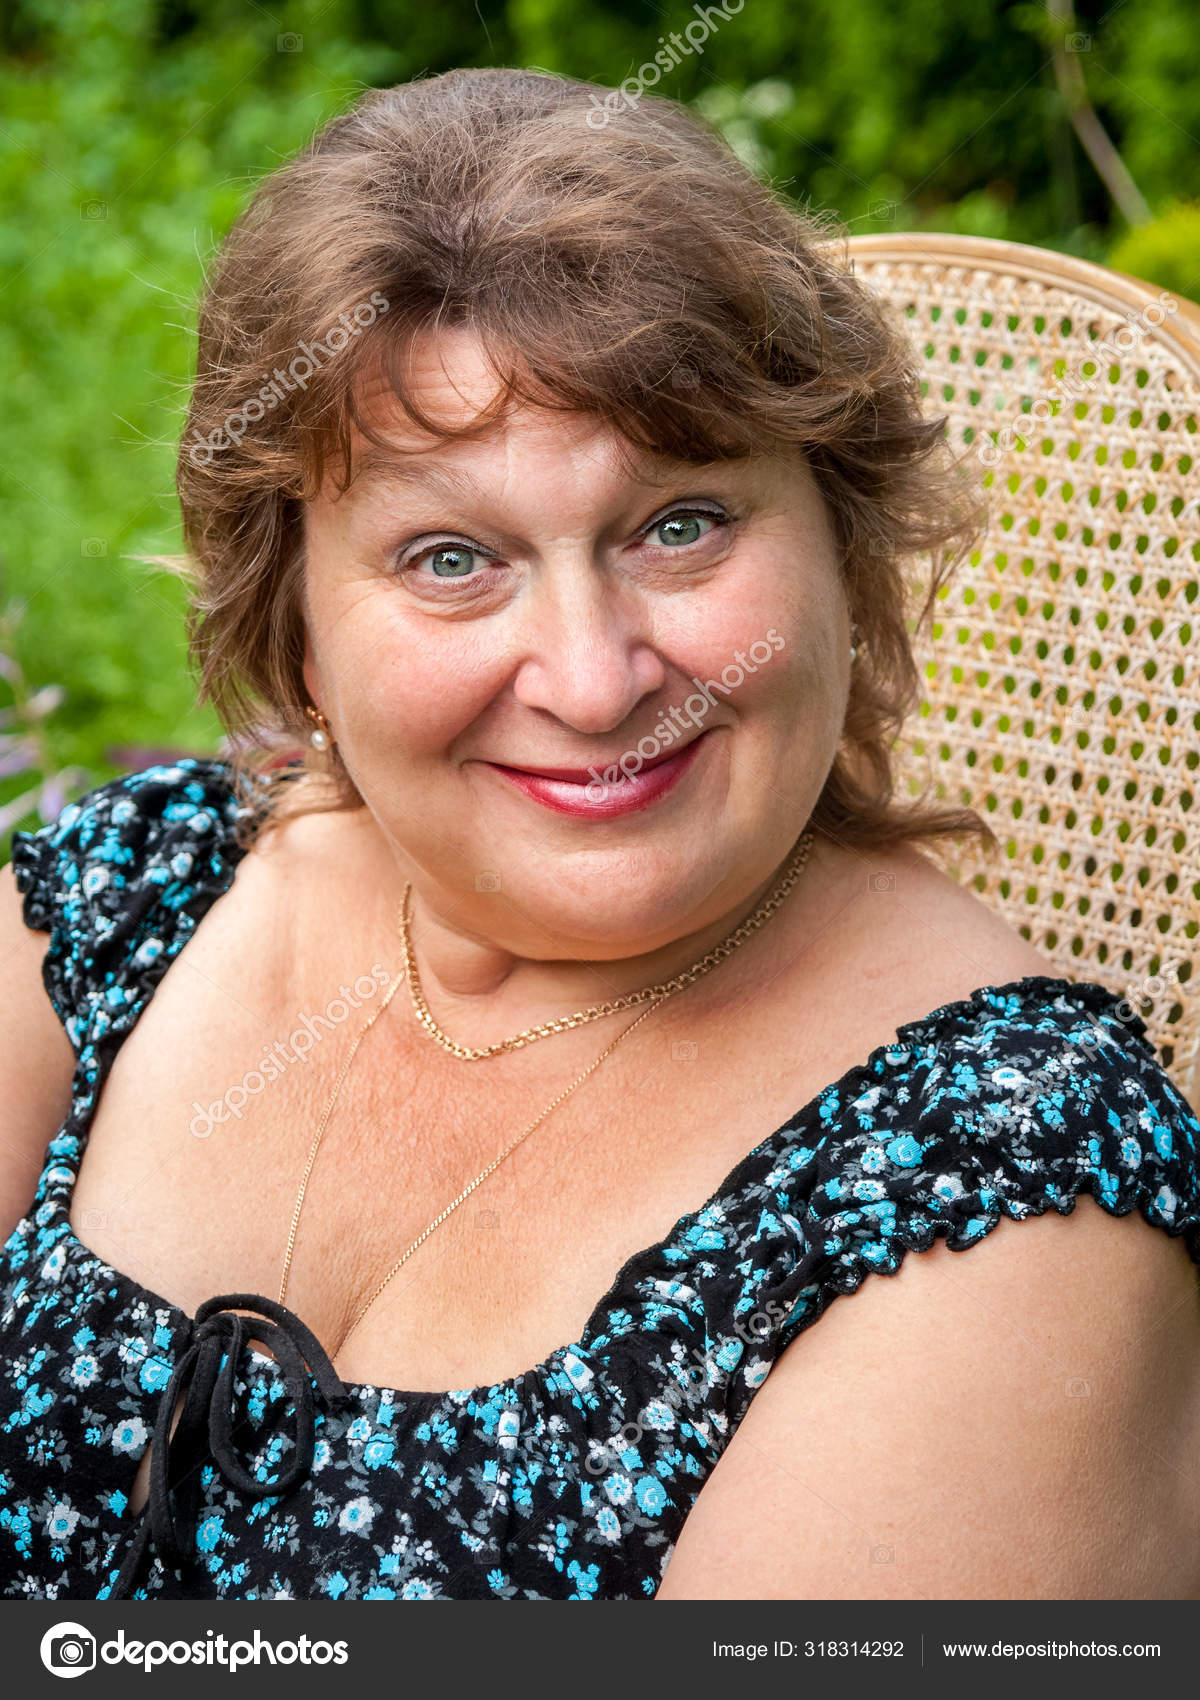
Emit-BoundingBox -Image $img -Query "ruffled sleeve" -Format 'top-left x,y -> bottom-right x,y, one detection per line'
8,759 -> 249,1060
576,978 -> 1200,1472
744,979 -> 1200,1394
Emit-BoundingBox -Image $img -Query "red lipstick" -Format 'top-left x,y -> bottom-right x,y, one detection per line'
483,732 -> 710,819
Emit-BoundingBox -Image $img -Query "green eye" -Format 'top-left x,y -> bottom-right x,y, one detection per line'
652,512 -> 717,547
427,545 -> 478,577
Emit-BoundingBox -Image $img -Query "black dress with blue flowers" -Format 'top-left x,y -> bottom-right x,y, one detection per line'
1,759 -> 1198,1602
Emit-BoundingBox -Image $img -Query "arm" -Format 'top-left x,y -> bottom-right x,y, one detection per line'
656,1195 -> 1200,1599
0,861 -> 75,1242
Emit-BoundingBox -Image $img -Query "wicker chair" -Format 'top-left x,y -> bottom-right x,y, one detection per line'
839,233 -> 1200,1112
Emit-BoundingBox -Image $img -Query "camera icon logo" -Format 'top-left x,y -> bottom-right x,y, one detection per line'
40,1623 -> 96,1677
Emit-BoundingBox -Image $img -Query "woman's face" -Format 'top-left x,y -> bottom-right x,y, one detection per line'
301,328 -> 852,959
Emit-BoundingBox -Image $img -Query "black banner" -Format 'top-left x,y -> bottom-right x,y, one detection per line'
6,1599 -> 1194,1696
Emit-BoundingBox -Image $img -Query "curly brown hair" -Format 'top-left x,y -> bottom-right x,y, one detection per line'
167,64 -> 993,857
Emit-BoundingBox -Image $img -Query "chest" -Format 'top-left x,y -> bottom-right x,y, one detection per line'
68,914 -> 873,1397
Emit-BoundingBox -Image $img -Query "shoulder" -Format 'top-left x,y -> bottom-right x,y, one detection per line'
6,759 -> 248,1044
0,861 -> 75,1234
779,964 -> 1200,1301
654,843 -> 1200,1596
194,772 -> 381,934
833,833 -> 1058,998
657,1192 -> 1200,1598
790,835 -> 1198,1151
776,833 -> 1057,1088
657,829 -> 1200,1352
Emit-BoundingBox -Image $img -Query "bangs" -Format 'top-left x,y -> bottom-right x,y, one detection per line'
295,287 -> 851,511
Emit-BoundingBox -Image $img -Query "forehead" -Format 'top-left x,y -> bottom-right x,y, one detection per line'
332,331 -> 702,507
324,324 -> 818,518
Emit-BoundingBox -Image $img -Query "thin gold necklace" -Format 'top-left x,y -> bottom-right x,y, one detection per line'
278,828 -> 816,1356
277,982 -> 665,1354
399,826 -> 817,1060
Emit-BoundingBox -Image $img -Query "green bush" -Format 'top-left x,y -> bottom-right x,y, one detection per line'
1107,202 -> 1200,302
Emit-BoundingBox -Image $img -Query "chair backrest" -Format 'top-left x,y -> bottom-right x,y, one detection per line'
840,233 -> 1200,1111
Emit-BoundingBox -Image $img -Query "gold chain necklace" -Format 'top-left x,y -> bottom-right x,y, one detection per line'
399,826 -> 817,1060
277,827 -> 816,1357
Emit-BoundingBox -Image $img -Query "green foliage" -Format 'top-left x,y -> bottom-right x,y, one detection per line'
0,0 -> 408,816
1,0 -> 1197,821
1108,203 -> 1200,301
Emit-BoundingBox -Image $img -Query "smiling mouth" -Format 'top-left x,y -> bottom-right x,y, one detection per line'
490,735 -> 703,783
479,730 -> 713,819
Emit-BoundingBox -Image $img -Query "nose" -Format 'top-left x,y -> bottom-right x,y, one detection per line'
509,561 -> 666,734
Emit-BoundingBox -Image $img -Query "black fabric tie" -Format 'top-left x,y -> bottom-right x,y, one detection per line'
106,1293 -> 349,1601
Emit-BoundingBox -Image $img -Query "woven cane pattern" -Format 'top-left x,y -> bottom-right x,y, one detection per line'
842,235 -> 1200,1109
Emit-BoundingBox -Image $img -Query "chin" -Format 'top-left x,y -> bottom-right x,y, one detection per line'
480,854 -> 732,956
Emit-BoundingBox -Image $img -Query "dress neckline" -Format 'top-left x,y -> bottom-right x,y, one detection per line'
30,760 -> 1143,1409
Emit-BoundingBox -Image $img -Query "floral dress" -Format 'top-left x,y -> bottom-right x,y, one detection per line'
1,759 -> 1198,1602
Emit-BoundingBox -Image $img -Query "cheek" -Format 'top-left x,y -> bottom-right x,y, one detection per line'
320,595 -> 507,757
668,557 -> 840,712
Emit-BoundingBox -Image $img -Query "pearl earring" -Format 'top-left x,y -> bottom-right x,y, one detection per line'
305,705 -> 332,752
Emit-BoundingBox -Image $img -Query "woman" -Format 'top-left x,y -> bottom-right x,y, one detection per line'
1,67 -> 1198,1604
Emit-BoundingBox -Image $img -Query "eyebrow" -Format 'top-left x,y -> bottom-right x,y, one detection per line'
345,441 -> 743,509
348,448 -> 488,504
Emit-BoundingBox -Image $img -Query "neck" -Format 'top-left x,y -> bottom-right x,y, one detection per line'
396,831 -> 830,1046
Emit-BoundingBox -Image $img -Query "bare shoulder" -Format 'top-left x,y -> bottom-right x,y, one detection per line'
200,785 -> 380,925
0,862 -> 75,1240
817,832 -> 1058,1014
238,786 -> 382,886
657,1196 -> 1200,1599
874,835 -> 1054,973
0,859 -> 74,1081
179,786 -> 393,1005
